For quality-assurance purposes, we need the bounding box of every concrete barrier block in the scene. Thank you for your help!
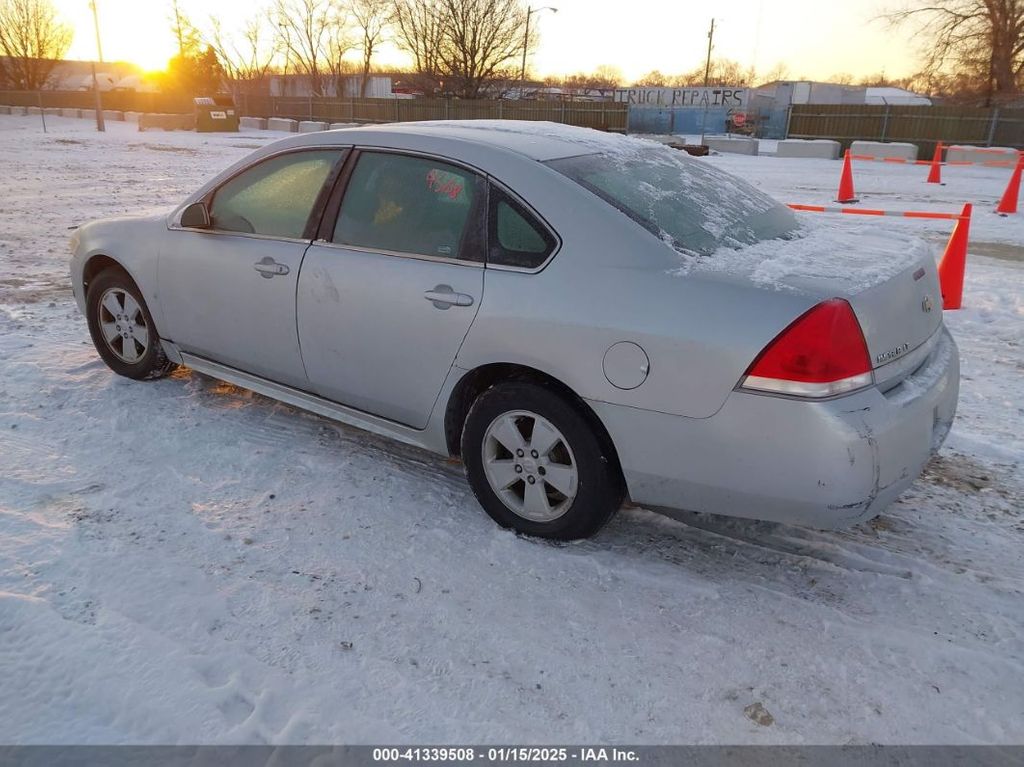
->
[705,136,759,156]
[60,108,81,118]
[239,116,268,130]
[27,106,42,115]
[776,139,841,160]
[123,111,141,123]
[0,105,10,115]
[850,141,918,162]
[8,106,28,116]
[80,109,96,120]
[329,122,356,130]
[267,117,298,132]
[946,145,1021,165]
[102,110,124,121]
[298,120,329,133]
[43,107,61,116]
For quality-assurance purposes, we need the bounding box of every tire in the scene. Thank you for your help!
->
[85,268,175,380]
[461,381,624,540]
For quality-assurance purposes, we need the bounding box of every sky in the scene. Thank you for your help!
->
[57,0,922,83]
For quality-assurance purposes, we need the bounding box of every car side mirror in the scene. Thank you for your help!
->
[181,201,211,229]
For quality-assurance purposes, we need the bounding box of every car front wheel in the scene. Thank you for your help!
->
[461,381,624,540]
[86,268,175,380]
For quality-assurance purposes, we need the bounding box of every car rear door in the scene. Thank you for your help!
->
[296,149,485,429]
[160,148,348,389]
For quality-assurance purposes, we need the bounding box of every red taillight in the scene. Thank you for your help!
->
[740,298,873,398]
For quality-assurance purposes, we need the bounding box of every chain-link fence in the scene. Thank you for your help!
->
[237,95,627,131]
[788,104,1024,155]
[0,89,192,113]
[0,90,627,132]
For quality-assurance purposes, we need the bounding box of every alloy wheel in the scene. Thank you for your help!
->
[481,410,579,522]
[97,287,150,364]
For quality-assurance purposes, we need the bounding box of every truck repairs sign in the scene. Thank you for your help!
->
[614,87,748,107]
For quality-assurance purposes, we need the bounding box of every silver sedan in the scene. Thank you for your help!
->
[69,121,959,540]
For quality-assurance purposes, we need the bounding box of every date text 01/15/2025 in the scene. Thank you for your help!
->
[371,747,640,762]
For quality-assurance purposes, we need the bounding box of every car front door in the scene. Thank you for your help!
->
[159,148,347,389]
[296,150,485,429]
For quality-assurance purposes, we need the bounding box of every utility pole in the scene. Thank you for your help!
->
[519,6,558,100]
[519,8,531,98]
[173,1,185,56]
[89,0,106,132]
[699,17,715,145]
[703,18,715,87]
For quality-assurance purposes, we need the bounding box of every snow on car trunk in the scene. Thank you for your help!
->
[699,222,945,373]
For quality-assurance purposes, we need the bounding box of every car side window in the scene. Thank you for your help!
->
[209,149,344,239]
[333,152,483,260]
[488,188,555,269]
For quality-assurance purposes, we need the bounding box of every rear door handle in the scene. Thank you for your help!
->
[424,284,474,309]
[254,257,290,278]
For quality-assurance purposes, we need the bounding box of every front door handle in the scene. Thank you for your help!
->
[424,284,474,309]
[254,257,290,278]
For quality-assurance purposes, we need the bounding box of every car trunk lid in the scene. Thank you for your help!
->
[696,222,944,379]
[847,254,943,372]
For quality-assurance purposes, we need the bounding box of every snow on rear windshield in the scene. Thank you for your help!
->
[546,150,797,257]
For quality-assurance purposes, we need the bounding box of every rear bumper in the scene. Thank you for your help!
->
[590,326,959,528]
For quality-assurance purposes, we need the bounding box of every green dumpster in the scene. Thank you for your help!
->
[194,96,239,133]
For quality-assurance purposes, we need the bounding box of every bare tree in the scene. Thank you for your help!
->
[550,65,622,99]
[590,64,623,89]
[160,2,224,96]
[327,40,360,95]
[905,67,990,101]
[857,71,918,88]
[392,0,529,98]
[351,0,391,97]
[325,16,357,95]
[392,0,444,93]
[0,0,72,90]
[436,0,529,98]
[758,61,790,85]
[671,59,756,87]
[274,0,352,96]
[208,16,278,96]
[170,0,202,57]
[632,61,758,89]
[887,0,1024,104]
[633,70,667,87]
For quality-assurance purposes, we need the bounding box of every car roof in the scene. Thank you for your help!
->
[291,120,629,162]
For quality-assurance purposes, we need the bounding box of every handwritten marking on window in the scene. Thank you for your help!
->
[426,169,464,200]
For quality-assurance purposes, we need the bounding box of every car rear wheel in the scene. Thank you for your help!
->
[86,268,175,380]
[461,381,623,540]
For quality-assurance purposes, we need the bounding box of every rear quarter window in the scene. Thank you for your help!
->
[487,188,555,269]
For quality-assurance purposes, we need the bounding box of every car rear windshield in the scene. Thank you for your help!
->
[545,152,797,256]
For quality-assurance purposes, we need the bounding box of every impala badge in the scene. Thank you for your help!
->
[876,343,910,364]
[922,295,934,313]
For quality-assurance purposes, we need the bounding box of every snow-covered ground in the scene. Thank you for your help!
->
[0,114,1022,745]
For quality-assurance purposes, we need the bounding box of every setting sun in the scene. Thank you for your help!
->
[56,0,177,71]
